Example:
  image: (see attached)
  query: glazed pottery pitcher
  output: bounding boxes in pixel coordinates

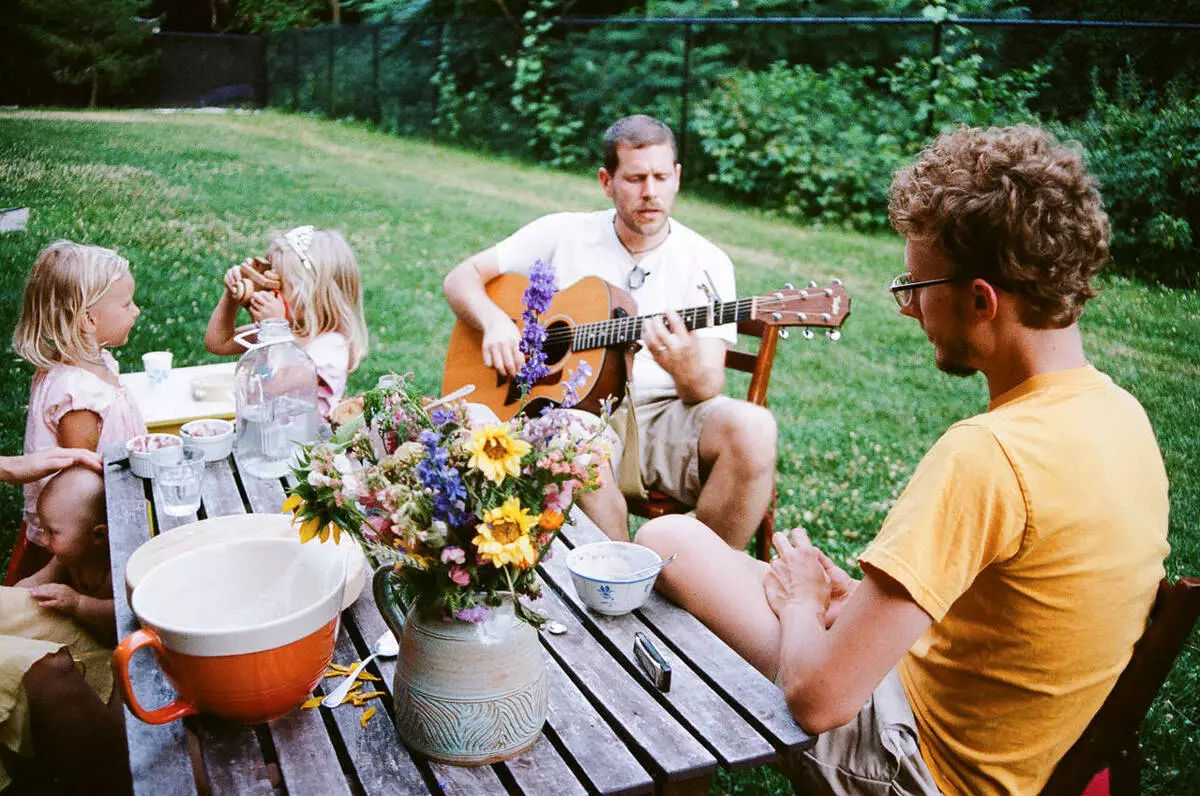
[372,566,549,765]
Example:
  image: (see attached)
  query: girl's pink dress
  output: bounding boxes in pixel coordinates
[22,351,146,542]
[302,331,350,418]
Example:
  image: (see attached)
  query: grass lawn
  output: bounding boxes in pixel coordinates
[0,109,1196,793]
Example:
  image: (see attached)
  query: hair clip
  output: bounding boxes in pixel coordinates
[283,225,316,273]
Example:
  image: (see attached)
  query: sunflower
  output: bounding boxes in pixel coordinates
[284,494,342,544]
[473,497,540,569]
[468,424,531,484]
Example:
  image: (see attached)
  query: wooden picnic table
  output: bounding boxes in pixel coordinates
[105,451,812,795]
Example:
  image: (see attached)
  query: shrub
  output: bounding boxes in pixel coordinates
[1059,73,1200,288]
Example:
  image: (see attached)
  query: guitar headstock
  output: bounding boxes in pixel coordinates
[753,280,852,332]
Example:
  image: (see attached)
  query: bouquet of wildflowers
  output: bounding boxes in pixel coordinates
[284,262,609,625]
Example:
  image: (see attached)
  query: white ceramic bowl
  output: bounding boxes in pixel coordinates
[566,541,662,616]
[127,433,182,478]
[179,418,234,461]
[124,513,367,611]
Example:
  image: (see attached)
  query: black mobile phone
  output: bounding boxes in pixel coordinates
[633,631,672,692]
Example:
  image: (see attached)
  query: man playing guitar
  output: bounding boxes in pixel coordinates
[442,114,777,547]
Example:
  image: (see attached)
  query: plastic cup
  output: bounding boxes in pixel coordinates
[151,445,205,517]
[143,351,174,389]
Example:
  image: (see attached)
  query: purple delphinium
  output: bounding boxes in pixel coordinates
[560,361,593,408]
[414,430,470,528]
[516,260,557,394]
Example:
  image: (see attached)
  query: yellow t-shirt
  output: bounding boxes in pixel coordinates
[860,366,1169,795]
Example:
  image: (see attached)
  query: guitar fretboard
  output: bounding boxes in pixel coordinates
[569,298,753,352]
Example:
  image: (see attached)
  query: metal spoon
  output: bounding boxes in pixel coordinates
[624,553,677,582]
[322,630,399,708]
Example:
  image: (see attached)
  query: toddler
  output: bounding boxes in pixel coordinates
[205,226,369,417]
[1,466,124,793]
[12,241,147,543]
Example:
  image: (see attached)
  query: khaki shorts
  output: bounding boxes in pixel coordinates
[779,668,942,796]
[608,393,731,505]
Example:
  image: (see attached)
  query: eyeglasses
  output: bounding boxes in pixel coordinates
[627,265,649,291]
[889,273,959,308]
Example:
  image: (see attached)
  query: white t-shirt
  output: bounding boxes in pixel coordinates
[495,209,737,396]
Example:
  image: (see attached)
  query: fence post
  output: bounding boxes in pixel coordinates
[679,22,693,173]
[925,20,944,138]
[327,28,336,116]
[372,26,382,123]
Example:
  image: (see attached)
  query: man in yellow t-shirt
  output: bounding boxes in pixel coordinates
[638,124,1170,795]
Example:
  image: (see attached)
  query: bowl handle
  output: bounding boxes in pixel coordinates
[112,629,198,725]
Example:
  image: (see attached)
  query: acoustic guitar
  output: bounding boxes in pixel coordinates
[442,273,851,421]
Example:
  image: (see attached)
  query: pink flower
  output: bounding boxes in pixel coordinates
[543,481,575,513]
[449,565,470,586]
[441,546,466,565]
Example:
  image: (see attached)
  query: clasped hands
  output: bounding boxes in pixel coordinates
[480,310,698,380]
[224,259,285,321]
[764,528,858,629]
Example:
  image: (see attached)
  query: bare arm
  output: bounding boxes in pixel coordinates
[642,312,727,403]
[443,247,525,379]
[767,532,931,734]
[58,410,102,451]
[205,289,249,356]
[29,584,116,646]
[0,448,102,485]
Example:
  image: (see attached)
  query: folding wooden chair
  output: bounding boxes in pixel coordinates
[1040,576,1200,796]
[626,317,782,561]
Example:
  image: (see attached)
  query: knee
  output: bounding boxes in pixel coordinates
[635,515,711,561]
[713,403,777,469]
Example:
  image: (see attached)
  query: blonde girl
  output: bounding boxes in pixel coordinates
[12,241,147,541]
[205,227,369,417]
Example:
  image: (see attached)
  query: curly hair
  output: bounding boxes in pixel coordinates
[889,125,1110,328]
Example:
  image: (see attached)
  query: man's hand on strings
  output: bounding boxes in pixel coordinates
[642,311,698,375]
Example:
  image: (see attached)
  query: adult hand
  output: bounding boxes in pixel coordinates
[248,290,287,321]
[0,448,103,485]
[481,319,525,380]
[763,528,832,620]
[816,548,859,628]
[642,311,697,375]
[29,583,82,615]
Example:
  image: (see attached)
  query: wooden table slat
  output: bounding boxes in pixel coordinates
[540,539,776,770]
[195,723,274,796]
[561,520,814,753]
[500,733,588,796]
[269,708,354,796]
[426,761,508,796]
[532,582,718,782]
[543,655,653,796]
[104,458,197,796]
[240,470,288,515]
[319,621,431,795]
[199,458,247,518]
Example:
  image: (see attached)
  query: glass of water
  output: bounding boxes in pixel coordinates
[151,445,205,517]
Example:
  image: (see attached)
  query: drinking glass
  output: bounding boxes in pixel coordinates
[152,445,205,517]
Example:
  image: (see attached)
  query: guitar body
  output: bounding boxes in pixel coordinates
[443,274,638,421]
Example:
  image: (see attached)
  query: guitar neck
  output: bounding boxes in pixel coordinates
[571,298,753,352]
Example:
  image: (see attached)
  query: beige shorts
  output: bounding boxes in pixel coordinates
[779,668,942,796]
[608,393,731,505]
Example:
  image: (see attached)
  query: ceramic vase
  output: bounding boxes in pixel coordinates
[372,566,549,766]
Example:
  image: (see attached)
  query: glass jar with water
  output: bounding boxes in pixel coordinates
[233,318,321,479]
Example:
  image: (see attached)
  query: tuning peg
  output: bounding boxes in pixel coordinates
[807,280,818,288]
[778,328,790,340]
[802,329,815,340]
[826,330,841,342]
[771,311,783,321]
[823,288,833,297]
[832,278,843,286]
[796,312,808,321]
[783,282,794,290]
[821,313,832,322]
[773,292,784,300]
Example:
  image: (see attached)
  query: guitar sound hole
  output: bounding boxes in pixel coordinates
[543,320,571,366]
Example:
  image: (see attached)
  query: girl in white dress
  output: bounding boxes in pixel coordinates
[205,226,369,418]
[12,241,147,543]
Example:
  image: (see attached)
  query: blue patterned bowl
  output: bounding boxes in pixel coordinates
[566,541,662,616]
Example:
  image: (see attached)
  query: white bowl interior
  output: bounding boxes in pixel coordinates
[132,537,345,655]
[180,418,234,440]
[566,541,661,584]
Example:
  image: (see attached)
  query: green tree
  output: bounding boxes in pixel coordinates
[18,0,156,108]
[229,0,333,32]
